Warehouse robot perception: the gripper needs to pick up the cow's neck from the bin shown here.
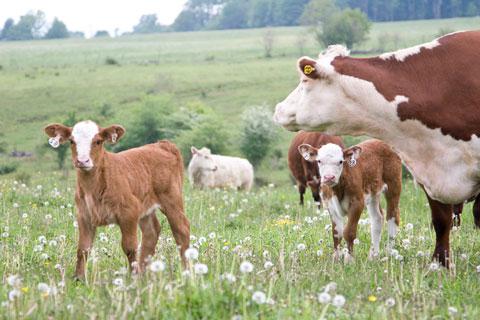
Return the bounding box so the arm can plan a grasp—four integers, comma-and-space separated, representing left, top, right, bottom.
76, 154, 109, 197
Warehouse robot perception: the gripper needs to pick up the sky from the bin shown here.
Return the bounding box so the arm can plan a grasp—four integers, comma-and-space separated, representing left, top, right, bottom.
0, 0, 188, 37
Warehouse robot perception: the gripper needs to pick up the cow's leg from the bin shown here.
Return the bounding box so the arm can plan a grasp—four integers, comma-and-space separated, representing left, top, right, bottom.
343, 199, 363, 263
473, 195, 480, 228
426, 192, 452, 267
159, 194, 190, 267
452, 203, 463, 227
298, 183, 306, 206
366, 194, 384, 259
138, 213, 161, 271
75, 217, 96, 280
119, 217, 139, 272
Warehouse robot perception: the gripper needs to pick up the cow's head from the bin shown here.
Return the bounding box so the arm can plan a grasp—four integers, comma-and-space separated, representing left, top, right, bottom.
298, 143, 361, 187
190, 147, 218, 172
273, 45, 351, 132
44, 120, 125, 171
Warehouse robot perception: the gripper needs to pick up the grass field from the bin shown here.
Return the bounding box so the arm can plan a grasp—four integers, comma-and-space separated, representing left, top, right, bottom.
1, 177, 479, 318
1, 17, 480, 319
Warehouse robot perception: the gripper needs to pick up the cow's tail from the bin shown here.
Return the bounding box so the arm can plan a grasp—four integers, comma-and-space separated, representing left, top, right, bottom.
158, 140, 184, 182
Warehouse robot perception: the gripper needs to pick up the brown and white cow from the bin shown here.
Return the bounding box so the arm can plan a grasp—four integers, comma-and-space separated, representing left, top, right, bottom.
274, 31, 480, 267
299, 139, 402, 261
44, 120, 190, 279
288, 131, 344, 206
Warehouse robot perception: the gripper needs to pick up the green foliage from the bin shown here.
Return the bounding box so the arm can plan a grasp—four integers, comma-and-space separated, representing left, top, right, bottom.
94, 30, 110, 38
240, 106, 278, 167
45, 18, 69, 39
436, 27, 455, 38
133, 14, 165, 34
2, 11, 46, 41
114, 96, 195, 152
300, 0, 339, 26
316, 8, 371, 49
175, 115, 230, 165
273, 0, 310, 26
0, 159, 18, 175
0, 18, 14, 39
216, 1, 250, 30
105, 57, 120, 65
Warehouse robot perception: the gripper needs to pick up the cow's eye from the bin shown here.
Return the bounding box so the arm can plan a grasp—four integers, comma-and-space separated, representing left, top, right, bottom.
70, 140, 75, 145
96, 140, 102, 145
339, 160, 344, 165
317, 160, 322, 164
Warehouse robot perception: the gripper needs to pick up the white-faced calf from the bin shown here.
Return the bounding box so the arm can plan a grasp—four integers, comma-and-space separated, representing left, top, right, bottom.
299, 139, 402, 261
45, 120, 190, 279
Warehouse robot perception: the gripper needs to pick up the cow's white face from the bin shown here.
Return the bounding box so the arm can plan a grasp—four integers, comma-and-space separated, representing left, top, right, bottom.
274, 48, 351, 132
190, 147, 218, 172
299, 143, 361, 187
71, 121, 100, 170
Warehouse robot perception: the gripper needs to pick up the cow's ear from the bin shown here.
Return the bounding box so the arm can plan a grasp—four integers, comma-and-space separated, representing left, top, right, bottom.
191, 146, 199, 155
298, 144, 318, 162
343, 146, 362, 166
100, 125, 125, 144
44, 124, 72, 148
298, 57, 320, 79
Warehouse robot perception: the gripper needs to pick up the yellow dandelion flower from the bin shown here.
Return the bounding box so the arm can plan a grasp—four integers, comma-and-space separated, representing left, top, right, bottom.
21, 287, 29, 293
368, 295, 377, 302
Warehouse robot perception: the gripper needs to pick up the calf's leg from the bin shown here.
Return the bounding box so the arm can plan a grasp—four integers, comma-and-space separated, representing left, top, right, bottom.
343, 200, 363, 262
159, 194, 190, 267
425, 192, 452, 267
138, 213, 161, 271
75, 217, 96, 280
119, 218, 139, 272
366, 194, 384, 259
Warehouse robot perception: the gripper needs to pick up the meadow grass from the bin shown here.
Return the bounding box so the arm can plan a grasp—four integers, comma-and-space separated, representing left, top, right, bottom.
0, 176, 479, 319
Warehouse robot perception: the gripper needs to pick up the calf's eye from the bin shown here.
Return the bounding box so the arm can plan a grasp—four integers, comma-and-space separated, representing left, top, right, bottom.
339, 160, 344, 165
96, 141, 102, 145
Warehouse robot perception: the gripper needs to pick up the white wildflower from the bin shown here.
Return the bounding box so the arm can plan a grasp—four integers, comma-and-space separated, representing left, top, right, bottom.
332, 295, 346, 307
240, 261, 254, 273
194, 263, 208, 275
429, 262, 440, 271
149, 260, 165, 273
252, 291, 266, 304
318, 292, 331, 304
185, 247, 199, 261
112, 278, 124, 286
264, 261, 274, 269
385, 297, 395, 307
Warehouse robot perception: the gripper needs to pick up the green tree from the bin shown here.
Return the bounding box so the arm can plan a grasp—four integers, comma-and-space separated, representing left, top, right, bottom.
239, 106, 278, 167
273, 0, 309, 26
0, 18, 14, 39
248, 0, 275, 27
300, 0, 339, 26
316, 8, 371, 49
217, 1, 250, 29
45, 18, 69, 39
133, 14, 164, 34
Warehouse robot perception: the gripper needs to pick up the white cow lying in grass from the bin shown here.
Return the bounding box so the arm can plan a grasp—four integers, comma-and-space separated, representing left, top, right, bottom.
188, 147, 254, 191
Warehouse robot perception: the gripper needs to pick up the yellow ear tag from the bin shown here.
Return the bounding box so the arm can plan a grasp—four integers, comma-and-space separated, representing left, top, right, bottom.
304, 65, 315, 75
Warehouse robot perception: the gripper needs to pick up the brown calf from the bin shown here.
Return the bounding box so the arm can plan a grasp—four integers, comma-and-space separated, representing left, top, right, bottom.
288, 131, 344, 206
299, 139, 402, 261
44, 120, 190, 279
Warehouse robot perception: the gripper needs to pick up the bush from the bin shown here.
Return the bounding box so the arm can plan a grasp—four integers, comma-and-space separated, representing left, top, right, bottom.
239, 106, 278, 167
114, 96, 197, 152
315, 8, 371, 49
175, 115, 230, 166
105, 57, 119, 66
0, 159, 18, 175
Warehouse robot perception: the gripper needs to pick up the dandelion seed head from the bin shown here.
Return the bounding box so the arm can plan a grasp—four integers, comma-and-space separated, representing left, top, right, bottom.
252, 291, 266, 304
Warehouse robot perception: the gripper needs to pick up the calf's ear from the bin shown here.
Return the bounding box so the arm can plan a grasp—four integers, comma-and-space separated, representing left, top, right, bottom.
44, 124, 72, 147
298, 57, 320, 79
298, 144, 318, 162
101, 125, 125, 144
343, 146, 362, 161
191, 146, 199, 155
